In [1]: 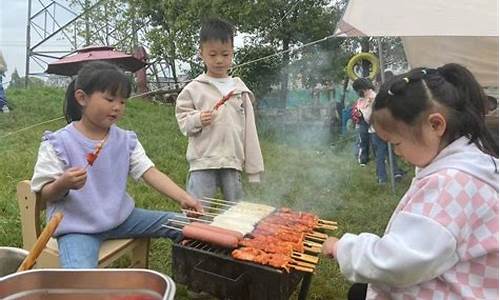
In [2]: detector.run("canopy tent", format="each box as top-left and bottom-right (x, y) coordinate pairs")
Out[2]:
(334, 0), (499, 87)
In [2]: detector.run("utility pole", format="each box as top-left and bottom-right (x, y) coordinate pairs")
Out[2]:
(25, 0), (32, 87)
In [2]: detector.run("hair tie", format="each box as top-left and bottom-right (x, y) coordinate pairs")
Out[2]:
(421, 69), (427, 75)
(402, 77), (409, 83)
(388, 89), (394, 96)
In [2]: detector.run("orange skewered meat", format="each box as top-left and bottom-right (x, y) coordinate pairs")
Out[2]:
(249, 230), (304, 253)
(86, 141), (104, 166)
(213, 90), (235, 111)
(232, 247), (291, 272)
(239, 238), (294, 256)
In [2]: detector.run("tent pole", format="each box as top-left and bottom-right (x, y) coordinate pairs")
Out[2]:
(377, 37), (396, 193)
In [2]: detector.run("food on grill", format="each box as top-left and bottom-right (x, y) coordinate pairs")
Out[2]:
(239, 237), (295, 256)
(182, 223), (239, 248)
(211, 214), (256, 235)
(189, 221), (244, 240)
(235, 201), (275, 214)
(232, 247), (292, 272)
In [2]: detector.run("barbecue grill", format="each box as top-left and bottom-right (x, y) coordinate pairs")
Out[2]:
(172, 239), (313, 300)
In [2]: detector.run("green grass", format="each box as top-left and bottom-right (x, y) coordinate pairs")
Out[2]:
(0, 87), (411, 299)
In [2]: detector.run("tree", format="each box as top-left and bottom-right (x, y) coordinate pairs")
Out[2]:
(233, 45), (281, 100)
(232, 0), (340, 108)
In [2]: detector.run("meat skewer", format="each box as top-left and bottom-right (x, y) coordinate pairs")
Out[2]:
(232, 247), (314, 273)
(213, 90), (236, 111)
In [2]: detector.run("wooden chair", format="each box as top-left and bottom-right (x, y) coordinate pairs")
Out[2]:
(16, 180), (150, 268)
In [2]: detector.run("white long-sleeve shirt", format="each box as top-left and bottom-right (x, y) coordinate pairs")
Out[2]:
(335, 137), (499, 299)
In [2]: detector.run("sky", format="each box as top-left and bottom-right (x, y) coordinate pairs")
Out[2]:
(1, 0), (29, 83)
(0, 0), (247, 86)
(1, 0), (91, 85)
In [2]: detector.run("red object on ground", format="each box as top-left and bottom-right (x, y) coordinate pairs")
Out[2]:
(46, 45), (147, 76)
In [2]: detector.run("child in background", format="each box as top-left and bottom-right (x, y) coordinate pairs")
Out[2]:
(175, 18), (264, 202)
(352, 78), (374, 166)
(31, 61), (203, 268)
(352, 78), (404, 183)
(323, 64), (498, 299)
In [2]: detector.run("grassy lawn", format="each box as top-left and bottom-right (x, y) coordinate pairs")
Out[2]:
(0, 87), (411, 299)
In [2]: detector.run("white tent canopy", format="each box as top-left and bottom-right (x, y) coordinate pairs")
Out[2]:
(335, 0), (499, 87)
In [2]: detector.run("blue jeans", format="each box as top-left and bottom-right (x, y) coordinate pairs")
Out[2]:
(357, 119), (371, 164)
(57, 208), (181, 268)
(187, 168), (243, 202)
(371, 134), (403, 183)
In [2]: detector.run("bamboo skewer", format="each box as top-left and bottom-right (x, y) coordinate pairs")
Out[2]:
(304, 235), (326, 243)
(182, 209), (218, 218)
(289, 265), (314, 273)
(290, 259), (316, 269)
(303, 240), (322, 248)
(292, 252), (319, 264)
(309, 231), (328, 238)
(203, 197), (238, 205)
(200, 199), (234, 207)
(161, 224), (182, 231)
(316, 224), (338, 231)
(304, 244), (321, 254)
(319, 219), (337, 225)
(177, 215), (211, 223)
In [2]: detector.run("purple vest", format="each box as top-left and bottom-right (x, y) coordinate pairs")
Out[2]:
(44, 123), (137, 236)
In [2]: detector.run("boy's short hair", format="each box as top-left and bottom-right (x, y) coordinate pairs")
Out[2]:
(200, 18), (235, 46)
(352, 78), (375, 97)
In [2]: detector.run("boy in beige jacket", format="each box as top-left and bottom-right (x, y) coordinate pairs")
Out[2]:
(175, 18), (264, 202)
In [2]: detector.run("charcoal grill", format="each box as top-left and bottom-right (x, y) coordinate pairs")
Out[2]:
(172, 240), (313, 300)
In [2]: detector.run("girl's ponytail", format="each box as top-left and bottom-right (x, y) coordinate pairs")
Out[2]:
(438, 64), (498, 157)
(63, 79), (81, 123)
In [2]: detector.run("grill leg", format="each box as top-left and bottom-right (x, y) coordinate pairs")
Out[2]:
(298, 273), (313, 300)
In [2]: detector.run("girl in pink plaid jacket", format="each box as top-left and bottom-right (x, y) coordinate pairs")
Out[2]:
(323, 64), (498, 299)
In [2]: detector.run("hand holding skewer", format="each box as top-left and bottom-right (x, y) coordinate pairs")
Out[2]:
(321, 236), (339, 259)
(58, 167), (87, 191)
(200, 111), (214, 127)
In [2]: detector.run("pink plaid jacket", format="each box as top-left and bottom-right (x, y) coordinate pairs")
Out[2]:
(337, 138), (499, 299)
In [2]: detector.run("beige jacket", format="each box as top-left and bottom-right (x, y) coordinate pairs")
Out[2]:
(175, 74), (264, 182)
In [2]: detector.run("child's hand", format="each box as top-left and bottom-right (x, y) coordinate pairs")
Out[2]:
(59, 167), (87, 190)
(200, 111), (213, 127)
(322, 236), (339, 259)
(181, 196), (205, 216)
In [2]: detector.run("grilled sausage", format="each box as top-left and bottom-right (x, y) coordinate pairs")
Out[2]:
(182, 223), (239, 248)
(190, 222), (244, 240)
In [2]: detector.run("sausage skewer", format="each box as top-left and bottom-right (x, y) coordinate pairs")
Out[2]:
(161, 224), (239, 248)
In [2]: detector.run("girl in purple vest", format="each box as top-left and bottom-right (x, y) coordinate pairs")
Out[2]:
(31, 61), (203, 268)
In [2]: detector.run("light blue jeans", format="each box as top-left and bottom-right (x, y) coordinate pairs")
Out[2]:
(187, 169), (243, 202)
(57, 208), (181, 268)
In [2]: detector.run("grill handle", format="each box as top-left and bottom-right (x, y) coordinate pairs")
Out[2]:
(193, 260), (248, 286)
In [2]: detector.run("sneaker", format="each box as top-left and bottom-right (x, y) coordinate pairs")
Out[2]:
(394, 170), (405, 182)
(1, 105), (9, 113)
(359, 163), (367, 167)
(377, 178), (387, 185)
